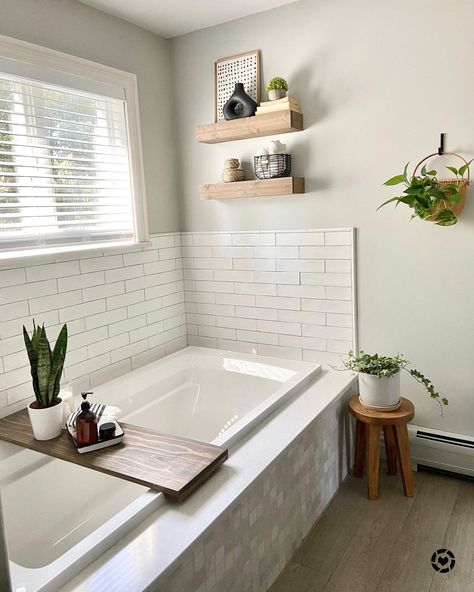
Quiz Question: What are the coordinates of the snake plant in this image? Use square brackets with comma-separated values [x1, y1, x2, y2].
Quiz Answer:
[23, 321, 68, 408]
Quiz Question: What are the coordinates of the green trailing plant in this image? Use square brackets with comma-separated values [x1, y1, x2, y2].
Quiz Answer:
[23, 321, 68, 408]
[379, 160, 472, 226]
[265, 76, 288, 92]
[339, 351, 448, 413]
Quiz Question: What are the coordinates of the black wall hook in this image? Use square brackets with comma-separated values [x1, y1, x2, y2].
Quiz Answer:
[438, 133, 446, 155]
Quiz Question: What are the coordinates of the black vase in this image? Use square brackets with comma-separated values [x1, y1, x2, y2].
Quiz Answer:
[223, 83, 257, 120]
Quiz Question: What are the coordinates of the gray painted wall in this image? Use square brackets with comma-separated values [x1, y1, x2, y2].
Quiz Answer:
[0, 0, 180, 233]
[170, 0, 474, 435]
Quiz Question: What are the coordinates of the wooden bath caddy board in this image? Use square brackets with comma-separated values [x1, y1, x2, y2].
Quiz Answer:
[0, 410, 228, 502]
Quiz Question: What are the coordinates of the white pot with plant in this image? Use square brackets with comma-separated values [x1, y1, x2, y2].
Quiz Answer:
[265, 76, 288, 101]
[23, 322, 68, 440]
[340, 351, 448, 412]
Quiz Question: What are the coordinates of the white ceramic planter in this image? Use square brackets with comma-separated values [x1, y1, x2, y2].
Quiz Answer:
[27, 399, 64, 440]
[358, 372, 401, 411]
[268, 88, 287, 101]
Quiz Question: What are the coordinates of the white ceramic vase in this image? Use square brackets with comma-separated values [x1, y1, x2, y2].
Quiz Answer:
[28, 398, 64, 440]
[358, 372, 401, 411]
[268, 88, 287, 101]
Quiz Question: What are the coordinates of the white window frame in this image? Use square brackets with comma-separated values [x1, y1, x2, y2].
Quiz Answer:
[0, 33, 149, 261]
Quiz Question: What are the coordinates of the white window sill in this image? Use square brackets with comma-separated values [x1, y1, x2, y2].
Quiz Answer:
[0, 240, 152, 269]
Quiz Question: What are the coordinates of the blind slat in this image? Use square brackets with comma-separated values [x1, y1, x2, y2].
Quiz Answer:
[0, 210, 131, 219]
[2, 130, 126, 148]
[0, 107, 123, 132]
[0, 193, 129, 199]
[0, 150, 125, 164]
[1, 218, 132, 229]
[0, 202, 129, 209]
[4, 121, 125, 142]
[0, 92, 122, 121]
[0, 141, 127, 158]
[0, 161, 127, 173]
[0, 172, 128, 180]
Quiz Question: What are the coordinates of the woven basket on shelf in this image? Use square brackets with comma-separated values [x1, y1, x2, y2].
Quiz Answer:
[254, 154, 291, 179]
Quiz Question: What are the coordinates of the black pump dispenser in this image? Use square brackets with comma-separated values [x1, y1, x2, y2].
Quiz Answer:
[76, 391, 98, 447]
[81, 391, 93, 411]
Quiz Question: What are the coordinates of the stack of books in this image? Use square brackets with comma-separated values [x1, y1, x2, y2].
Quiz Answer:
[256, 96, 301, 115]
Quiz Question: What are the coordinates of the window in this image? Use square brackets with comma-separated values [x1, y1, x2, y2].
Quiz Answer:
[0, 36, 148, 258]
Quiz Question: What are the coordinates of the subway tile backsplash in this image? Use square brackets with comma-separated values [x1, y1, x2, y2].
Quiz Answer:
[0, 232, 186, 415]
[185, 228, 356, 363]
[0, 228, 356, 416]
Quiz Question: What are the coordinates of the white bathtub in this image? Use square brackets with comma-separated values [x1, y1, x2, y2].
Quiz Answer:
[1, 346, 320, 592]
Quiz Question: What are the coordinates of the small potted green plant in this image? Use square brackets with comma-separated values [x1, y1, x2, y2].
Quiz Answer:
[379, 159, 472, 226]
[265, 76, 288, 101]
[23, 321, 68, 440]
[339, 351, 448, 412]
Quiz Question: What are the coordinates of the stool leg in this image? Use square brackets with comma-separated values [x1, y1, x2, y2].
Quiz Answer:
[394, 424, 414, 497]
[383, 425, 398, 475]
[366, 424, 381, 501]
[354, 420, 366, 477]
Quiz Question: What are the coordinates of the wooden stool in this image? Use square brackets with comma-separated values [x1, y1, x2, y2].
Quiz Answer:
[348, 395, 415, 501]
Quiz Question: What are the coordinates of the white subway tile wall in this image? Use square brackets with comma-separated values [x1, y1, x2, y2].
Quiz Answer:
[184, 229, 356, 363]
[0, 228, 357, 415]
[0, 233, 186, 415]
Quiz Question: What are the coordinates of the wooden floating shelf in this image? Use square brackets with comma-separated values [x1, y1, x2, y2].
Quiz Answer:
[196, 109, 303, 144]
[200, 177, 305, 200]
[0, 410, 228, 502]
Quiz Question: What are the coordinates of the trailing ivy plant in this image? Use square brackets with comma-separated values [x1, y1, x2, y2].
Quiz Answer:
[23, 321, 68, 408]
[378, 160, 472, 226]
[265, 77, 288, 92]
[338, 351, 448, 413]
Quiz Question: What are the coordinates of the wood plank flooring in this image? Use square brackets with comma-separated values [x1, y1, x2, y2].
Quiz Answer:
[270, 467, 474, 592]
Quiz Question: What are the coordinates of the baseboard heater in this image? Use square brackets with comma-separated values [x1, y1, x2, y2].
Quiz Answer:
[407, 425, 474, 477]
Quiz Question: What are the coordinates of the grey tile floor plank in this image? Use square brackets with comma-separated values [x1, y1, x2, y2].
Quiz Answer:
[376, 535, 435, 592]
[270, 562, 329, 592]
[443, 479, 474, 555]
[269, 468, 472, 592]
[401, 472, 459, 543]
[429, 545, 474, 592]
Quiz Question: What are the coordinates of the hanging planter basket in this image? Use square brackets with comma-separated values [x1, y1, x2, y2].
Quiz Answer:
[412, 152, 470, 224]
[380, 149, 472, 226]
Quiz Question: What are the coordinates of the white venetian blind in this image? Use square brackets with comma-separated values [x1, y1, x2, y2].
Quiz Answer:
[0, 72, 135, 254]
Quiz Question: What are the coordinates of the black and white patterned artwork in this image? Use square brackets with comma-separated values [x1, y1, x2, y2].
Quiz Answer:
[215, 51, 260, 122]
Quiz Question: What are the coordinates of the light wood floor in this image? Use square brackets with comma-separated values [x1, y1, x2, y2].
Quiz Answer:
[269, 466, 474, 592]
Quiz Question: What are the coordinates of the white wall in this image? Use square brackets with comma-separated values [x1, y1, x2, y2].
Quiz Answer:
[0, 0, 180, 233]
[170, 0, 474, 435]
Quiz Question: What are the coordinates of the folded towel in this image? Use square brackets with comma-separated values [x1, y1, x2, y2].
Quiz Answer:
[268, 140, 287, 155]
[67, 404, 121, 428]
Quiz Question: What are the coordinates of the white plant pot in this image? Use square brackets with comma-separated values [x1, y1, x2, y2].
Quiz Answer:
[268, 88, 287, 101]
[358, 372, 401, 411]
[27, 399, 64, 441]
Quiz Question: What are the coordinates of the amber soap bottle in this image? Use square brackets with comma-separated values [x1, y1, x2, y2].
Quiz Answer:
[76, 391, 98, 447]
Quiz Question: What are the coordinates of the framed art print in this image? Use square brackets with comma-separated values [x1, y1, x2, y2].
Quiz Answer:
[214, 50, 261, 122]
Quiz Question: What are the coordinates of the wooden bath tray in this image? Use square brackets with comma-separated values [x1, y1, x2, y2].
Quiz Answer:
[0, 410, 228, 502]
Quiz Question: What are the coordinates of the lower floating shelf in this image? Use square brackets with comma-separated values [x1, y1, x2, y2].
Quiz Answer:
[200, 177, 305, 200]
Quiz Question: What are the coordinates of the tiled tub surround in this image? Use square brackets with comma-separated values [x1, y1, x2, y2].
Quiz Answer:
[0, 232, 186, 417]
[59, 369, 355, 592]
[2, 347, 321, 592]
[0, 228, 356, 416]
[183, 228, 356, 363]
